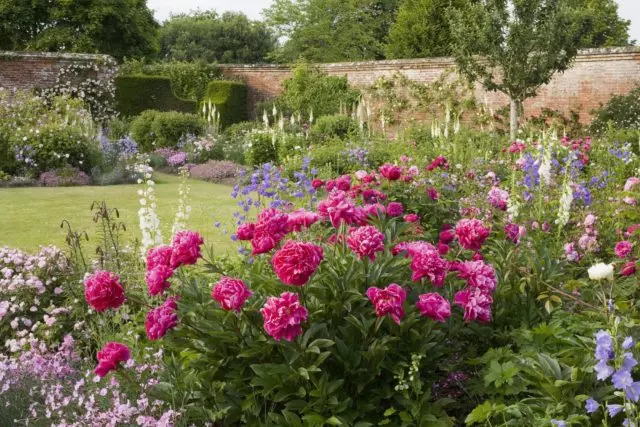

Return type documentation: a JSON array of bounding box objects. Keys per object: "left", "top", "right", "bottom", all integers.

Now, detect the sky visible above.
[{"left": 147, "top": 0, "right": 640, "bottom": 43}]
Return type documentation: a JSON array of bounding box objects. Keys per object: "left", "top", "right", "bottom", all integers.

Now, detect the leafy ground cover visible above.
[{"left": 0, "top": 173, "right": 236, "bottom": 252}]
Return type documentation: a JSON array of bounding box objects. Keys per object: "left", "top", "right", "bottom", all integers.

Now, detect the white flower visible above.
[{"left": 588, "top": 263, "right": 614, "bottom": 281}]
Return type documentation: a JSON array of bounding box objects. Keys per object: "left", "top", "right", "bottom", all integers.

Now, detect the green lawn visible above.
[{"left": 0, "top": 173, "right": 238, "bottom": 253}]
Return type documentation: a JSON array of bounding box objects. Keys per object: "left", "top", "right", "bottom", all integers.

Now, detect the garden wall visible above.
[
  {"left": 0, "top": 51, "right": 114, "bottom": 91},
  {"left": 220, "top": 47, "right": 640, "bottom": 123}
]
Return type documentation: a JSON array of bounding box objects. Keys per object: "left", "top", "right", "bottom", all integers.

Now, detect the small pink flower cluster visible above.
[{"left": 487, "top": 187, "right": 509, "bottom": 211}]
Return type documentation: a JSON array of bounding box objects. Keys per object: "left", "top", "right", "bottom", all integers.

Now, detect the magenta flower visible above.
[
  {"left": 347, "top": 226, "right": 385, "bottom": 261},
  {"left": 453, "top": 260, "right": 497, "bottom": 292},
  {"left": 455, "top": 219, "right": 490, "bottom": 251},
  {"left": 379, "top": 163, "right": 402, "bottom": 180},
  {"left": 621, "top": 261, "right": 637, "bottom": 277},
  {"left": 504, "top": 223, "right": 524, "bottom": 244},
  {"left": 487, "top": 187, "right": 509, "bottom": 210},
  {"left": 404, "top": 214, "right": 419, "bottom": 223},
  {"left": 615, "top": 241, "right": 633, "bottom": 258},
  {"left": 170, "top": 230, "right": 204, "bottom": 268},
  {"left": 251, "top": 208, "right": 290, "bottom": 255},
  {"left": 145, "top": 265, "right": 174, "bottom": 296},
  {"left": 145, "top": 297, "right": 179, "bottom": 341},
  {"left": 212, "top": 277, "right": 252, "bottom": 312},
  {"left": 94, "top": 342, "right": 131, "bottom": 378},
  {"left": 366, "top": 284, "right": 406, "bottom": 324},
  {"left": 287, "top": 209, "right": 320, "bottom": 232},
  {"left": 454, "top": 288, "right": 493, "bottom": 323},
  {"left": 317, "top": 190, "right": 366, "bottom": 228},
  {"left": 364, "top": 203, "right": 386, "bottom": 218},
  {"left": 272, "top": 241, "right": 324, "bottom": 286},
  {"left": 410, "top": 248, "right": 449, "bottom": 286},
  {"left": 261, "top": 292, "right": 308, "bottom": 341},
  {"left": 146, "top": 245, "right": 173, "bottom": 270},
  {"left": 84, "top": 271, "right": 125, "bottom": 312},
  {"left": 416, "top": 293, "right": 451, "bottom": 323},
  {"left": 236, "top": 222, "right": 256, "bottom": 241},
  {"left": 386, "top": 202, "right": 404, "bottom": 217}
]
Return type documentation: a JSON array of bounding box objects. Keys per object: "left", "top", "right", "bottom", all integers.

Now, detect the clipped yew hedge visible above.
[
  {"left": 201, "top": 81, "right": 248, "bottom": 129},
  {"left": 115, "top": 76, "right": 197, "bottom": 117}
]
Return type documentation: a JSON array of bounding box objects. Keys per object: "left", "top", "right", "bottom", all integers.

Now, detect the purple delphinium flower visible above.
[
  {"left": 607, "top": 404, "right": 624, "bottom": 417},
  {"left": 585, "top": 398, "right": 599, "bottom": 414},
  {"left": 623, "top": 337, "right": 635, "bottom": 350}
]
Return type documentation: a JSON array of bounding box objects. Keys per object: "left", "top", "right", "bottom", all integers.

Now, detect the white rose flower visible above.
[{"left": 588, "top": 263, "right": 614, "bottom": 281}]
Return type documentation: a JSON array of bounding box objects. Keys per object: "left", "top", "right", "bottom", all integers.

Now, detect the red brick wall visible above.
[
  {"left": 0, "top": 51, "right": 114, "bottom": 92},
  {"left": 220, "top": 47, "right": 640, "bottom": 123}
]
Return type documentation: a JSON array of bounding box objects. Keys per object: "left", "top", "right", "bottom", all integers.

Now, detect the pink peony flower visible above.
[
  {"left": 416, "top": 293, "right": 451, "bottom": 323},
  {"left": 347, "top": 226, "right": 385, "bottom": 261},
  {"left": 615, "top": 241, "right": 633, "bottom": 258},
  {"left": 362, "top": 189, "right": 387, "bottom": 204},
  {"left": 439, "top": 226, "right": 455, "bottom": 245},
  {"left": 251, "top": 209, "right": 290, "bottom": 255},
  {"left": 438, "top": 243, "right": 449, "bottom": 255},
  {"left": 624, "top": 177, "right": 640, "bottom": 192},
  {"left": 355, "top": 170, "right": 368, "bottom": 180},
  {"left": 360, "top": 203, "right": 382, "bottom": 218},
  {"left": 94, "top": 342, "right": 131, "bottom": 377},
  {"left": 84, "top": 271, "right": 125, "bottom": 312},
  {"left": 621, "top": 261, "right": 637, "bottom": 277},
  {"left": 584, "top": 214, "right": 597, "bottom": 227},
  {"left": 426, "top": 156, "right": 449, "bottom": 171},
  {"left": 287, "top": 209, "right": 320, "bottom": 232},
  {"left": 507, "top": 141, "right": 526, "bottom": 153},
  {"left": 236, "top": 223, "right": 256, "bottom": 241},
  {"left": 170, "top": 231, "right": 204, "bottom": 268},
  {"left": 272, "top": 241, "right": 324, "bottom": 286},
  {"left": 578, "top": 234, "right": 599, "bottom": 253},
  {"left": 453, "top": 260, "right": 497, "bottom": 292},
  {"left": 454, "top": 288, "right": 493, "bottom": 323},
  {"left": 145, "top": 297, "right": 179, "bottom": 341},
  {"left": 311, "top": 179, "right": 325, "bottom": 189},
  {"left": 317, "top": 190, "right": 366, "bottom": 228},
  {"left": 393, "top": 241, "right": 437, "bottom": 258},
  {"left": 335, "top": 175, "right": 352, "bottom": 191},
  {"left": 487, "top": 187, "right": 509, "bottom": 210},
  {"left": 145, "top": 265, "right": 174, "bottom": 296},
  {"left": 504, "top": 223, "right": 525, "bottom": 244},
  {"left": 146, "top": 245, "right": 172, "bottom": 270},
  {"left": 379, "top": 163, "right": 402, "bottom": 180},
  {"left": 564, "top": 242, "right": 582, "bottom": 262},
  {"left": 366, "top": 284, "right": 406, "bottom": 324},
  {"left": 404, "top": 214, "right": 419, "bottom": 223},
  {"left": 624, "top": 197, "right": 637, "bottom": 206},
  {"left": 261, "top": 292, "right": 308, "bottom": 341},
  {"left": 410, "top": 248, "right": 449, "bottom": 286},
  {"left": 455, "top": 219, "right": 490, "bottom": 251},
  {"left": 386, "top": 202, "right": 404, "bottom": 217},
  {"left": 427, "top": 187, "right": 440, "bottom": 201},
  {"left": 212, "top": 277, "right": 253, "bottom": 312}
]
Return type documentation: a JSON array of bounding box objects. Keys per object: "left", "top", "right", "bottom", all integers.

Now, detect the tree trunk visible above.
[{"left": 509, "top": 98, "right": 519, "bottom": 140}]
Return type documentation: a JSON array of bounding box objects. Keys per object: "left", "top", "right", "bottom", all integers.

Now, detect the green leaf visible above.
[
  {"left": 465, "top": 401, "right": 493, "bottom": 425},
  {"left": 383, "top": 407, "right": 397, "bottom": 417},
  {"left": 326, "top": 416, "right": 343, "bottom": 425}
]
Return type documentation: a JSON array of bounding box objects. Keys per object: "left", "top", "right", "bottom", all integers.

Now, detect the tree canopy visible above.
[
  {"left": 448, "top": 0, "right": 587, "bottom": 138},
  {"left": 385, "top": 0, "right": 470, "bottom": 59},
  {"left": 0, "top": 0, "right": 159, "bottom": 59},
  {"left": 158, "top": 10, "right": 276, "bottom": 63},
  {"left": 263, "top": 0, "right": 400, "bottom": 63}
]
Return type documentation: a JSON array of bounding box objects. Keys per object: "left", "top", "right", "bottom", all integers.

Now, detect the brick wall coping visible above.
[
  {"left": 219, "top": 46, "right": 640, "bottom": 71},
  {"left": 0, "top": 51, "right": 114, "bottom": 63}
]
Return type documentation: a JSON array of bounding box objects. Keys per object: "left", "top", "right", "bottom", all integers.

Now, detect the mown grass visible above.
[{"left": 0, "top": 173, "right": 238, "bottom": 253}]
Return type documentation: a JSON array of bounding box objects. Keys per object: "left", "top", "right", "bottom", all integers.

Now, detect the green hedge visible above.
[
  {"left": 201, "top": 81, "right": 248, "bottom": 129},
  {"left": 130, "top": 110, "right": 207, "bottom": 151},
  {"left": 115, "top": 76, "right": 197, "bottom": 117}
]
